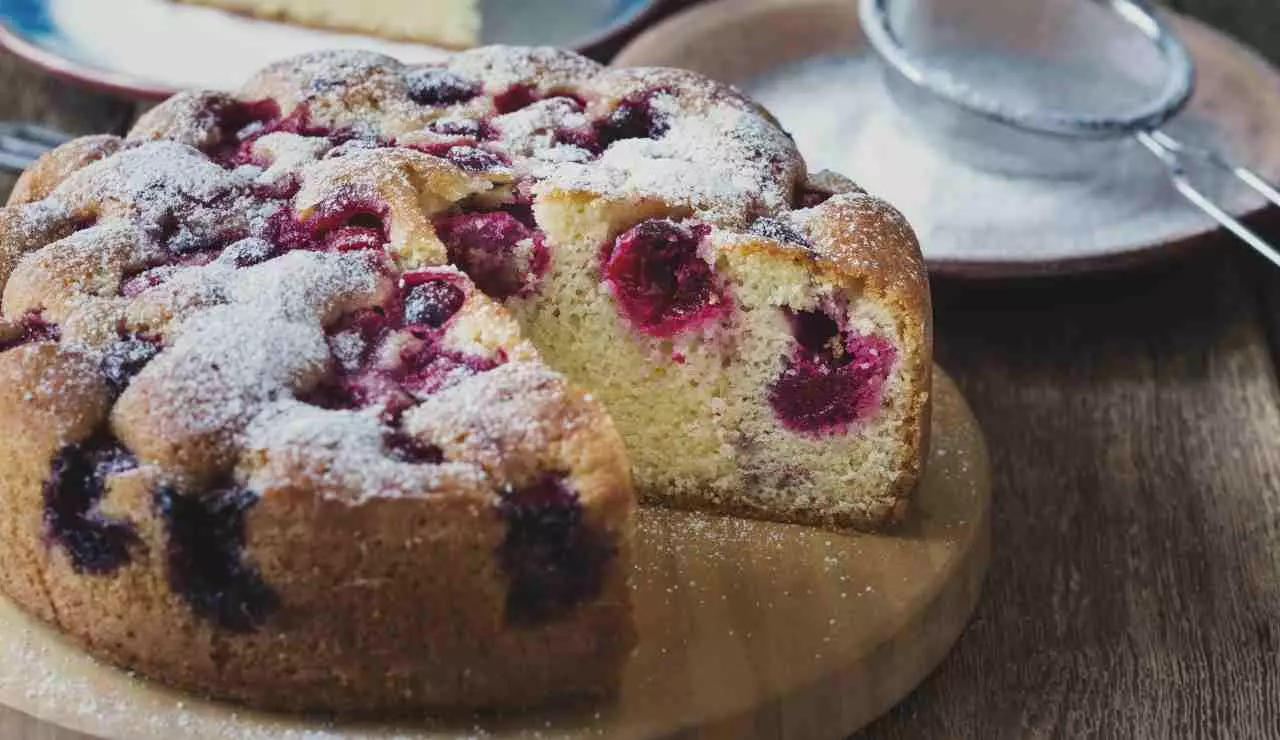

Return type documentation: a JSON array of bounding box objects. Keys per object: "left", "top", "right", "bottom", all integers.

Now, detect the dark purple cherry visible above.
[
  {"left": 155, "top": 485, "right": 278, "bottom": 633},
  {"left": 406, "top": 68, "right": 482, "bottom": 106},
  {"left": 43, "top": 435, "right": 139, "bottom": 574},
  {"left": 497, "top": 475, "right": 615, "bottom": 625}
]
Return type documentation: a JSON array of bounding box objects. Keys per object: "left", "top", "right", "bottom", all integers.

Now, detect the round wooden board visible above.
[
  {"left": 0, "top": 368, "right": 990, "bottom": 740},
  {"left": 614, "top": 0, "right": 1280, "bottom": 278}
]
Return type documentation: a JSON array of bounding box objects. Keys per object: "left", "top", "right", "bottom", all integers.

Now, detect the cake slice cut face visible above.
[
  {"left": 0, "top": 47, "right": 930, "bottom": 713},
  {"left": 174, "top": 0, "right": 481, "bottom": 48}
]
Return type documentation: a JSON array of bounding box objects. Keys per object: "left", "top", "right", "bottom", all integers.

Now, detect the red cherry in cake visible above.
[
  {"left": 602, "top": 219, "right": 730, "bottom": 338},
  {"left": 797, "top": 186, "right": 836, "bottom": 208},
  {"left": 556, "top": 90, "right": 670, "bottom": 155},
  {"left": 120, "top": 266, "right": 178, "bottom": 298},
  {"left": 0, "top": 312, "right": 61, "bottom": 352},
  {"left": 304, "top": 275, "right": 495, "bottom": 414},
  {"left": 43, "top": 434, "right": 140, "bottom": 575},
  {"left": 442, "top": 145, "right": 507, "bottom": 172},
  {"left": 406, "top": 68, "right": 482, "bottom": 106},
  {"left": 597, "top": 91, "right": 669, "bottom": 145},
  {"left": 434, "top": 211, "right": 548, "bottom": 301},
  {"left": 429, "top": 118, "right": 489, "bottom": 139},
  {"left": 396, "top": 344, "right": 499, "bottom": 398},
  {"left": 749, "top": 217, "right": 811, "bottom": 247},
  {"left": 325, "top": 226, "right": 385, "bottom": 253},
  {"left": 383, "top": 430, "right": 445, "bottom": 465},
  {"left": 101, "top": 331, "right": 163, "bottom": 397},
  {"left": 309, "top": 197, "right": 388, "bottom": 247},
  {"left": 768, "top": 310, "right": 897, "bottom": 436},
  {"left": 205, "top": 98, "right": 282, "bottom": 166},
  {"left": 260, "top": 196, "right": 389, "bottom": 254},
  {"left": 249, "top": 174, "right": 303, "bottom": 202},
  {"left": 217, "top": 237, "right": 278, "bottom": 268},
  {"left": 155, "top": 484, "right": 278, "bottom": 633},
  {"left": 406, "top": 142, "right": 508, "bottom": 173},
  {"left": 497, "top": 474, "right": 614, "bottom": 625},
  {"left": 493, "top": 83, "right": 539, "bottom": 114},
  {"left": 402, "top": 274, "right": 466, "bottom": 329},
  {"left": 119, "top": 251, "right": 219, "bottom": 298},
  {"left": 208, "top": 101, "right": 354, "bottom": 167}
]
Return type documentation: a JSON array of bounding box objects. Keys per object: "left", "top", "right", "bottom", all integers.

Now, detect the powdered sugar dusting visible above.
[
  {"left": 539, "top": 90, "right": 801, "bottom": 227},
  {"left": 244, "top": 401, "right": 486, "bottom": 502}
]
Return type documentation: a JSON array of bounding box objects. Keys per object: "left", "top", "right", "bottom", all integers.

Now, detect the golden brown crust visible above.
[
  {"left": 807, "top": 192, "right": 933, "bottom": 526},
  {"left": 0, "top": 350, "right": 634, "bottom": 711},
  {"left": 9, "top": 135, "right": 123, "bottom": 207}
]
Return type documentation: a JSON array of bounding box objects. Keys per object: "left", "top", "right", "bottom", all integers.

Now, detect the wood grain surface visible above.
[{"left": 0, "top": 0, "right": 1278, "bottom": 737}]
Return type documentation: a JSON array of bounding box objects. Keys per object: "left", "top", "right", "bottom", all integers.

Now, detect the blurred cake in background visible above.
[{"left": 173, "top": 0, "right": 480, "bottom": 48}]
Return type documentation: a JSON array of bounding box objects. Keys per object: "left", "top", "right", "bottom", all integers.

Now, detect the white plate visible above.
[{"left": 0, "top": 0, "right": 658, "bottom": 98}]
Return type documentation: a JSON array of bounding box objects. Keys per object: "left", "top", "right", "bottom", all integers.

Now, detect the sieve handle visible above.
[{"left": 1136, "top": 129, "right": 1280, "bottom": 268}]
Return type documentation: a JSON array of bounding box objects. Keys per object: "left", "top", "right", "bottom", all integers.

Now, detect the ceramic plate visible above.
[
  {"left": 0, "top": 0, "right": 658, "bottom": 98},
  {"left": 615, "top": 0, "right": 1280, "bottom": 278}
]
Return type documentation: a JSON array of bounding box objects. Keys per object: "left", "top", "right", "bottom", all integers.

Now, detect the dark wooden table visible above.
[{"left": 1, "top": 0, "right": 1279, "bottom": 737}]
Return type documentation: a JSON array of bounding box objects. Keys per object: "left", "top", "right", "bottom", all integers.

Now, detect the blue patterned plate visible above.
[{"left": 0, "top": 0, "right": 659, "bottom": 98}]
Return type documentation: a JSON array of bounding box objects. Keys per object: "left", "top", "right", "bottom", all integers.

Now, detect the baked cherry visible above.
[
  {"left": 749, "top": 217, "right": 811, "bottom": 247},
  {"left": 259, "top": 196, "right": 389, "bottom": 254},
  {"left": 402, "top": 276, "right": 466, "bottom": 329},
  {"left": 442, "top": 145, "right": 506, "bottom": 172},
  {"left": 429, "top": 118, "right": 487, "bottom": 138},
  {"left": 217, "top": 237, "right": 277, "bottom": 268},
  {"left": 155, "top": 484, "right": 278, "bottom": 633},
  {"left": 206, "top": 98, "right": 282, "bottom": 166},
  {"left": 598, "top": 92, "right": 669, "bottom": 144},
  {"left": 43, "top": 434, "right": 139, "bottom": 574},
  {"left": 497, "top": 474, "right": 614, "bottom": 625},
  {"left": 555, "top": 90, "right": 670, "bottom": 155},
  {"left": 0, "top": 312, "right": 60, "bottom": 352},
  {"left": 304, "top": 279, "right": 495, "bottom": 414},
  {"left": 397, "top": 342, "right": 498, "bottom": 397},
  {"left": 601, "top": 219, "right": 730, "bottom": 337},
  {"left": 405, "top": 142, "right": 508, "bottom": 172},
  {"left": 797, "top": 186, "right": 836, "bottom": 208},
  {"left": 101, "top": 332, "right": 163, "bottom": 397},
  {"left": 406, "top": 68, "right": 481, "bottom": 106},
  {"left": 494, "top": 83, "right": 539, "bottom": 114},
  {"left": 119, "top": 251, "right": 218, "bottom": 297},
  {"left": 434, "top": 211, "right": 547, "bottom": 300},
  {"left": 324, "top": 227, "right": 384, "bottom": 253},
  {"left": 768, "top": 309, "right": 897, "bottom": 436},
  {"left": 383, "top": 430, "right": 444, "bottom": 464}
]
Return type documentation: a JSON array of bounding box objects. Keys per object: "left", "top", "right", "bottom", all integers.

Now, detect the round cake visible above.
[{"left": 0, "top": 47, "right": 930, "bottom": 712}]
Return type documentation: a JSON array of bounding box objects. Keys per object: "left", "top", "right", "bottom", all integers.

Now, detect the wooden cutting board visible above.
[{"left": 0, "top": 368, "right": 990, "bottom": 740}]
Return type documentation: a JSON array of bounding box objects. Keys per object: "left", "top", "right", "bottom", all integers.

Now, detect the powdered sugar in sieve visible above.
[{"left": 744, "top": 52, "right": 1262, "bottom": 270}]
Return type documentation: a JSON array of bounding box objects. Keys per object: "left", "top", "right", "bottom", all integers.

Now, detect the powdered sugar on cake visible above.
[{"left": 0, "top": 45, "right": 919, "bottom": 510}]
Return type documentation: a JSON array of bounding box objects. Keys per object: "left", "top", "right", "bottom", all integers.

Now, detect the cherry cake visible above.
[{"left": 0, "top": 48, "right": 930, "bottom": 713}]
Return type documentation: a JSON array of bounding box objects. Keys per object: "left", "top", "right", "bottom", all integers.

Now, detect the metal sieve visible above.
[{"left": 859, "top": 0, "right": 1280, "bottom": 266}]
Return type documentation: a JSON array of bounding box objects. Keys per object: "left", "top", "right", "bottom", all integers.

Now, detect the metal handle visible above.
[
  {"left": 0, "top": 122, "right": 71, "bottom": 173},
  {"left": 1137, "top": 129, "right": 1280, "bottom": 267}
]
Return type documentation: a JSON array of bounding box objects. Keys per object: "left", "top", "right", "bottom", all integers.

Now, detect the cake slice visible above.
[
  {"left": 526, "top": 180, "right": 931, "bottom": 529},
  {"left": 174, "top": 0, "right": 481, "bottom": 48}
]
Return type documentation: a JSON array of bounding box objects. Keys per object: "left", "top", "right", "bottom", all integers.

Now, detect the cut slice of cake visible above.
[{"left": 173, "top": 0, "right": 481, "bottom": 48}]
